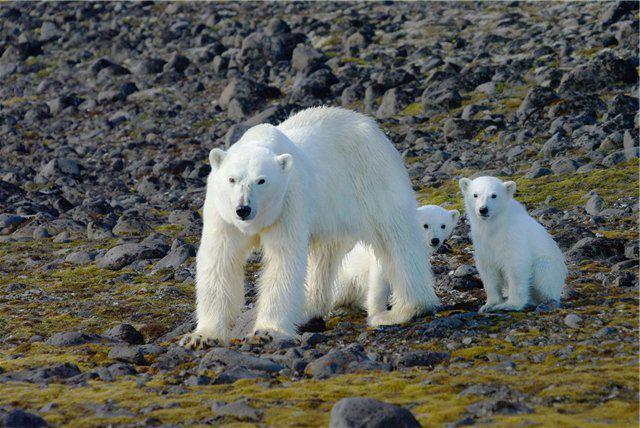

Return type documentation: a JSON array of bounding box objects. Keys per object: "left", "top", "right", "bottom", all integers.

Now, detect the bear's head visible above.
[
  {"left": 207, "top": 143, "right": 293, "bottom": 233},
  {"left": 458, "top": 176, "right": 515, "bottom": 221},
  {"left": 417, "top": 205, "right": 460, "bottom": 251}
]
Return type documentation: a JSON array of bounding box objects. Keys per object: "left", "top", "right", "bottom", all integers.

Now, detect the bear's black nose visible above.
[
  {"left": 236, "top": 205, "right": 252, "bottom": 220},
  {"left": 431, "top": 238, "right": 440, "bottom": 246},
  {"left": 479, "top": 206, "right": 489, "bottom": 216}
]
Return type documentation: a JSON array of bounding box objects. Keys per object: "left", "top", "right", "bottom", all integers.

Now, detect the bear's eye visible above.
[
  {"left": 440, "top": 224, "right": 446, "bottom": 229},
  {"left": 229, "top": 177, "right": 235, "bottom": 184},
  {"left": 423, "top": 224, "right": 428, "bottom": 229},
  {"left": 491, "top": 193, "right": 497, "bottom": 199},
  {"left": 257, "top": 178, "right": 265, "bottom": 185},
  {"left": 473, "top": 194, "right": 478, "bottom": 198}
]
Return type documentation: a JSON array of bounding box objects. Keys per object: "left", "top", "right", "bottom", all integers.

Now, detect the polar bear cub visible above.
[
  {"left": 459, "top": 176, "right": 567, "bottom": 312},
  {"left": 180, "top": 107, "right": 438, "bottom": 349},
  {"left": 333, "top": 205, "right": 460, "bottom": 319}
]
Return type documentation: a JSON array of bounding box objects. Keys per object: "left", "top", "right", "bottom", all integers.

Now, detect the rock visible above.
[
  {"left": 199, "top": 348, "right": 283, "bottom": 374},
  {"left": 0, "top": 214, "right": 26, "bottom": 234},
  {"left": 524, "top": 165, "right": 551, "bottom": 179},
  {"left": 0, "top": 407, "right": 48, "bottom": 427},
  {"left": 134, "top": 58, "right": 167, "bottom": 75},
  {"left": 623, "top": 130, "right": 639, "bottom": 160},
  {"left": 517, "top": 86, "right": 557, "bottom": 116},
  {"left": 624, "top": 241, "right": 638, "bottom": 260},
  {"left": 453, "top": 265, "right": 477, "bottom": 277},
  {"left": 329, "top": 397, "right": 420, "bottom": 428},
  {"left": 550, "top": 158, "right": 579, "bottom": 175},
  {"left": 443, "top": 118, "right": 479, "bottom": 142},
  {"left": 376, "top": 88, "right": 401, "bottom": 119},
  {"left": 566, "top": 237, "right": 625, "bottom": 261},
  {"left": 291, "top": 45, "right": 325, "bottom": 75},
  {"left": 291, "top": 68, "right": 337, "bottom": 101},
  {"left": 215, "top": 399, "right": 262, "bottom": 422},
  {"left": 104, "top": 324, "right": 144, "bottom": 345},
  {"left": 2, "top": 363, "right": 81, "bottom": 384},
  {"left": 108, "top": 345, "right": 147, "bottom": 365},
  {"left": 466, "top": 398, "right": 533, "bottom": 418},
  {"left": 45, "top": 331, "right": 103, "bottom": 346},
  {"left": 304, "top": 345, "right": 372, "bottom": 379},
  {"left": 154, "top": 244, "right": 195, "bottom": 270},
  {"left": 394, "top": 350, "right": 449, "bottom": 368},
  {"left": 213, "top": 366, "right": 266, "bottom": 385},
  {"left": 563, "top": 313, "right": 582, "bottom": 329},
  {"left": 97, "top": 242, "right": 167, "bottom": 270},
  {"left": 64, "top": 250, "right": 95, "bottom": 265},
  {"left": 585, "top": 194, "right": 604, "bottom": 215}
]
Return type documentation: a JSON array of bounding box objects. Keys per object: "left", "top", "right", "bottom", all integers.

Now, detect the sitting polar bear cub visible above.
[
  {"left": 180, "top": 107, "right": 438, "bottom": 349},
  {"left": 332, "top": 205, "right": 460, "bottom": 319},
  {"left": 459, "top": 176, "right": 567, "bottom": 312}
]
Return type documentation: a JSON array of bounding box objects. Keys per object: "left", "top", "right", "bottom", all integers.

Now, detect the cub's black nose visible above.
[
  {"left": 431, "top": 238, "right": 440, "bottom": 246},
  {"left": 236, "top": 205, "right": 252, "bottom": 220},
  {"left": 479, "top": 206, "right": 489, "bottom": 216}
]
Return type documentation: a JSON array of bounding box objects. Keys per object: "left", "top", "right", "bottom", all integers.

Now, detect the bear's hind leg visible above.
[
  {"left": 531, "top": 258, "right": 566, "bottom": 306},
  {"left": 491, "top": 264, "right": 533, "bottom": 312},
  {"left": 180, "top": 222, "right": 251, "bottom": 350},
  {"left": 365, "top": 261, "right": 390, "bottom": 321}
]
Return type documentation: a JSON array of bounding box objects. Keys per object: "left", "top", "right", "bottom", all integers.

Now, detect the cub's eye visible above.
[
  {"left": 423, "top": 224, "right": 428, "bottom": 229},
  {"left": 257, "top": 178, "right": 265, "bottom": 185},
  {"left": 491, "top": 194, "right": 497, "bottom": 199},
  {"left": 473, "top": 194, "right": 478, "bottom": 198},
  {"left": 229, "top": 177, "right": 235, "bottom": 184},
  {"left": 440, "top": 224, "right": 446, "bottom": 229}
]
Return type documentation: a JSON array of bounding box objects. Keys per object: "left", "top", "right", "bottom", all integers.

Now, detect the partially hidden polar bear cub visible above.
[
  {"left": 459, "top": 176, "right": 567, "bottom": 312},
  {"left": 180, "top": 107, "right": 438, "bottom": 349},
  {"left": 332, "top": 205, "right": 460, "bottom": 319}
]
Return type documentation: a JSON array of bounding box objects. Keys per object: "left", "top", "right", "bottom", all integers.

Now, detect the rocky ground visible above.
[{"left": 0, "top": 1, "right": 638, "bottom": 427}]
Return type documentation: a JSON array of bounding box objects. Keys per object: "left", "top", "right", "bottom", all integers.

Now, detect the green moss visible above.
[
  {"left": 399, "top": 102, "right": 423, "bottom": 116},
  {"left": 341, "top": 57, "right": 368, "bottom": 66}
]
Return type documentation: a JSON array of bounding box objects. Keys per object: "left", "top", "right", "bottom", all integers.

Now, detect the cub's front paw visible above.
[
  {"left": 178, "top": 331, "right": 219, "bottom": 350},
  {"left": 491, "top": 301, "right": 527, "bottom": 312},
  {"left": 479, "top": 302, "right": 500, "bottom": 313},
  {"left": 368, "top": 309, "right": 410, "bottom": 327}
]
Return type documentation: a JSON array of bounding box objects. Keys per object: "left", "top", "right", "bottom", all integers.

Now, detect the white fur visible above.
[
  {"left": 332, "top": 205, "right": 459, "bottom": 320},
  {"left": 458, "top": 176, "right": 567, "bottom": 312},
  {"left": 180, "top": 107, "right": 438, "bottom": 348}
]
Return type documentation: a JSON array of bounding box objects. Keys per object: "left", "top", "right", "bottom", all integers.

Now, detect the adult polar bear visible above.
[{"left": 180, "top": 107, "right": 438, "bottom": 349}]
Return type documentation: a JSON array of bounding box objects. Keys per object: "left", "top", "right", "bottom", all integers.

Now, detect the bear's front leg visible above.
[
  {"left": 252, "top": 224, "right": 308, "bottom": 341},
  {"left": 180, "top": 220, "right": 250, "bottom": 350},
  {"left": 491, "top": 264, "right": 532, "bottom": 312},
  {"left": 477, "top": 261, "right": 505, "bottom": 313}
]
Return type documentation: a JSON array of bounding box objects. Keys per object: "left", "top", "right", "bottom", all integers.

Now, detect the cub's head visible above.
[
  {"left": 208, "top": 143, "right": 293, "bottom": 233},
  {"left": 458, "top": 176, "right": 515, "bottom": 221},
  {"left": 417, "top": 205, "right": 460, "bottom": 251}
]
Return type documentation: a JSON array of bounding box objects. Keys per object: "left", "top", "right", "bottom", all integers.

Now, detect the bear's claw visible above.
[{"left": 179, "top": 332, "right": 219, "bottom": 350}]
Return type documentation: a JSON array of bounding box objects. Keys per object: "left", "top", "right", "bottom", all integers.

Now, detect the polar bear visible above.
[
  {"left": 332, "top": 205, "right": 459, "bottom": 318},
  {"left": 458, "top": 176, "right": 566, "bottom": 312},
  {"left": 179, "top": 107, "right": 438, "bottom": 349}
]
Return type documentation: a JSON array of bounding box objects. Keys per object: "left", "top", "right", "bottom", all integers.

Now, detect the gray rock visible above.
[
  {"left": 563, "top": 313, "right": 582, "bottom": 329},
  {"left": 2, "top": 363, "right": 81, "bottom": 384},
  {"left": 97, "top": 242, "right": 167, "bottom": 270},
  {"left": 199, "top": 348, "right": 283, "bottom": 374},
  {"left": 585, "top": 194, "right": 604, "bottom": 215},
  {"left": 443, "top": 118, "right": 478, "bottom": 142},
  {"left": 154, "top": 244, "right": 195, "bottom": 270},
  {"left": 108, "top": 345, "right": 147, "bottom": 365},
  {"left": 215, "top": 399, "right": 262, "bottom": 422},
  {"left": 550, "top": 158, "right": 579, "bottom": 175},
  {"left": 394, "top": 350, "right": 449, "bottom": 368},
  {"left": 65, "top": 251, "right": 95, "bottom": 265},
  {"left": 304, "top": 344, "right": 369, "bottom": 379},
  {"left": 330, "top": 397, "right": 420, "bottom": 428},
  {"left": 0, "top": 407, "right": 48, "bottom": 427},
  {"left": 291, "top": 45, "right": 325, "bottom": 76},
  {"left": 213, "top": 366, "right": 266, "bottom": 385},
  {"left": 45, "top": 331, "right": 103, "bottom": 346},
  {"left": 454, "top": 265, "right": 477, "bottom": 277},
  {"left": 104, "top": 324, "right": 144, "bottom": 345}
]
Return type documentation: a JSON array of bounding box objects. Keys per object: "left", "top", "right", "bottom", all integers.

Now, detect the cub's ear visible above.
[
  {"left": 209, "top": 148, "right": 226, "bottom": 169},
  {"left": 450, "top": 209, "right": 460, "bottom": 224},
  {"left": 504, "top": 181, "right": 517, "bottom": 197},
  {"left": 276, "top": 153, "right": 293, "bottom": 173},
  {"left": 459, "top": 177, "right": 471, "bottom": 193}
]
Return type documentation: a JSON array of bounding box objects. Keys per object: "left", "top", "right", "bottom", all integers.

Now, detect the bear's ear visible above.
[
  {"left": 450, "top": 209, "right": 460, "bottom": 223},
  {"left": 276, "top": 154, "right": 293, "bottom": 173},
  {"left": 504, "top": 181, "right": 516, "bottom": 197},
  {"left": 459, "top": 178, "right": 471, "bottom": 193},
  {"left": 209, "top": 148, "right": 226, "bottom": 170}
]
